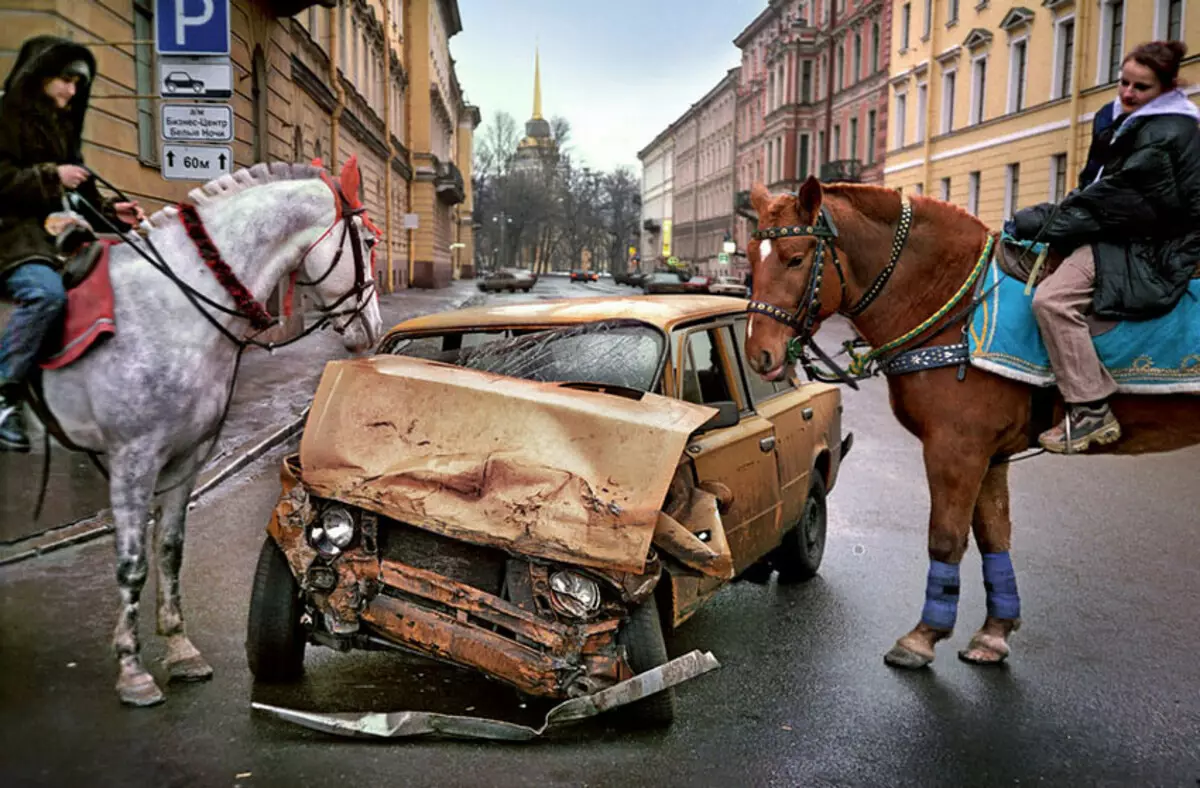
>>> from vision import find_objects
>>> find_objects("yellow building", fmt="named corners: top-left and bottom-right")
top-left (0, 0), bottom-right (477, 297)
top-left (884, 0), bottom-right (1199, 228)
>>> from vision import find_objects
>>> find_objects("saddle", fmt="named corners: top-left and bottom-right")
top-left (997, 238), bottom-right (1200, 286)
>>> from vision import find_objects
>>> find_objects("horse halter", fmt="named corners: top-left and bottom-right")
top-left (746, 196), bottom-right (913, 385)
top-left (295, 182), bottom-right (377, 334)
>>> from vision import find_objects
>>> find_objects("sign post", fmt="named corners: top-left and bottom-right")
top-left (155, 0), bottom-right (234, 180)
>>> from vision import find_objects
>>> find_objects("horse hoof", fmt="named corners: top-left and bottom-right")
top-left (117, 673), bottom-right (166, 707)
top-left (167, 654), bottom-right (214, 682)
top-left (884, 643), bottom-right (934, 669)
top-left (957, 634), bottom-right (1011, 666)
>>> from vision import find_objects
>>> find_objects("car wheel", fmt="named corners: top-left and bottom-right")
top-left (246, 537), bottom-right (306, 682)
top-left (615, 595), bottom-right (675, 728)
top-left (773, 474), bottom-right (827, 584)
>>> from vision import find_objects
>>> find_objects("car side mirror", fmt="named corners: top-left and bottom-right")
top-left (695, 401), bottom-right (740, 433)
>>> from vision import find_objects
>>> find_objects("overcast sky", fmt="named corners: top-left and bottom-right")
top-left (451, 0), bottom-right (766, 173)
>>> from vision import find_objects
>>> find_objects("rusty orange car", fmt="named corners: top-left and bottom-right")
top-left (246, 296), bottom-right (851, 735)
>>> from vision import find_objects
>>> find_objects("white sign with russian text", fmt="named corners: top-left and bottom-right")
top-left (161, 103), bottom-right (233, 142)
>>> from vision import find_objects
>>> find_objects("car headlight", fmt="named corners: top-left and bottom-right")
top-left (549, 570), bottom-right (601, 618)
top-left (308, 506), bottom-right (356, 556)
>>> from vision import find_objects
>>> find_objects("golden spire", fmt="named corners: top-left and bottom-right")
top-left (532, 47), bottom-right (543, 120)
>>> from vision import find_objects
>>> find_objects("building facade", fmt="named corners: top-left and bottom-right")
top-left (884, 0), bottom-right (1198, 228)
top-left (671, 69), bottom-right (740, 276)
top-left (1, 0), bottom-right (477, 302)
top-left (732, 0), bottom-right (893, 256)
top-left (637, 127), bottom-right (675, 268)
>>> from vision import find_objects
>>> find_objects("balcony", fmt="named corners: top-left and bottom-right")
top-left (269, 0), bottom-right (336, 17)
top-left (820, 159), bottom-right (864, 183)
top-left (435, 160), bottom-right (466, 205)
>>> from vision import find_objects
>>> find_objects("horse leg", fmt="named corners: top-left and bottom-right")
top-left (154, 471), bottom-right (214, 682)
top-left (884, 437), bottom-right (990, 669)
top-left (109, 445), bottom-right (166, 706)
top-left (960, 463), bottom-right (1021, 665)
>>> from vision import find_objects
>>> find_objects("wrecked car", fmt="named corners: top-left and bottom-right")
top-left (246, 295), bottom-right (851, 730)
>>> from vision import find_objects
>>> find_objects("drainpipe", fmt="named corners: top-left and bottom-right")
top-left (1065, 0), bottom-right (1092, 191)
top-left (404, 0), bottom-right (415, 287)
top-left (382, 1), bottom-right (395, 294)
top-left (921, 0), bottom-right (940, 192)
top-left (823, 2), bottom-right (838, 171)
top-left (330, 3), bottom-right (345, 171)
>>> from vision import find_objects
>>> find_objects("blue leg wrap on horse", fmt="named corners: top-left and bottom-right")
top-left (982, 552), bottom-right (1021, 620)
top-left (920, 560), bottom-right (960, 630)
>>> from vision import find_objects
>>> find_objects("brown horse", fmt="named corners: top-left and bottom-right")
top-left (742, 177), bottom-right (1200, 667)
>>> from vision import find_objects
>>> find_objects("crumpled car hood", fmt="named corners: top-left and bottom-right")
top-left (299, 355), bottom-right (716, 574)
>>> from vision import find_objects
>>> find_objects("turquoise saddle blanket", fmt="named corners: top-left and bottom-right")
top-left (968, 251), bottom-right (1200, 394)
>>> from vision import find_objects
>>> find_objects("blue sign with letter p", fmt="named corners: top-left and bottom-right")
top-left (155, 0), bottom-right (231, 56)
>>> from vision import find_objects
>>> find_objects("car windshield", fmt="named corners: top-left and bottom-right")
top-left (383, 319), bottom-right (666, 391)
top-left (649, 273), bottom-right (679, 283)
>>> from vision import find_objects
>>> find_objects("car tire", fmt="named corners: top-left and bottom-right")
top-left (615, 595), bottom-right (675, 728)
top-left (246, 537), bottom-right (306, 682)
top-left (773, 474), bottom-right (828, 584)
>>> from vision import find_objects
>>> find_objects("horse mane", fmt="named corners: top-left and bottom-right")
top-left (822, 182), bottom-right (992, 234)
top-left (145, 162), bottom-right (328, 231)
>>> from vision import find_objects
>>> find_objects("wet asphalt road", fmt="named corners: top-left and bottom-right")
top-left (1, 276), bottom-right (1199, 787)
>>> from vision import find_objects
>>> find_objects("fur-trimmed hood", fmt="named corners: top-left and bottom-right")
top-left (1, 35), bottom-right (97, 162)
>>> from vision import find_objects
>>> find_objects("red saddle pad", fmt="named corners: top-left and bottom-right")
top-left (40, 242), bottom-right (116, 371)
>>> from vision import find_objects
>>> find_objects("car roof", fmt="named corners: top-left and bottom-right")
top-left (385, 295), bottom-right (749, 335)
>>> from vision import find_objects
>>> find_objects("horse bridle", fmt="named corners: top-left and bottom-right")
top-left (746, 197), bottom-right (913, 386)
top-left (294, 184), bottom-right (377, 336)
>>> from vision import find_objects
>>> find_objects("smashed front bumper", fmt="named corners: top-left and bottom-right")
top-left (253, 649), bottom-right (720, 740)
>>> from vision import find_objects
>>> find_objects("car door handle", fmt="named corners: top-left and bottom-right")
top-left (759, 436), bottom-right (776, 453)
top-left (802, 407), bottom-right (814, 421)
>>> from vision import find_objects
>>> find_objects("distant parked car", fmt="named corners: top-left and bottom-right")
top-left (708, 275), bottom-right (749, 298)
top-left (683, 276), bottom-right (711, 294)
top-left (570, 270), bottom-right (599, 283)
top-left (643, 271), bottom-right (689, 295)
top-left (613, 269), bottom-right (646, 286)
top-left (477, 269), bottom-right (534, 293)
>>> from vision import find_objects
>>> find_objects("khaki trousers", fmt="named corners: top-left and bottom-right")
top-left (1031, 245), bottom-right (1119, 404)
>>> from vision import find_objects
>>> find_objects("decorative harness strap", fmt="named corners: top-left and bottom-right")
top-left (177, 203), bottom-right (274, 331)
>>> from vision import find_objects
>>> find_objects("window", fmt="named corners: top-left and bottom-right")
top-left (1008, 39), bottom-right (1028, 112)
top-left (1104, 1), bottom-right (1125, 84)
top-left (801, 60), bottom-right (813, 102)
top-left (681, 329), bottom-right (733, 405)
top-left (817, 130), bottom-right (826, 168)
top-left (914, 182), bottom-right (925, 195)
top-left (836, 44), bottom-right (845, 91)
top-left (766, 142), bottom-right (774, 183)
top-left (833, 124), bottom-right (842, 159)
top-left (853, 33), bottom-right (862, 82)
top-left (968, 170), bottom-right (981, 215)
top-left (916, 82), bottom-right (928, 142)
top-left (948, 0), bottom-right (960, 24)
top-left (894, 91), bottom-right (908, 148)
top-left (970, 56), bottom-right (987, 124)
top-left (901, 3), bottom-right (912, 50)
top-left (941, 70), bottom-right (957, 132)
top-left (923, 0), bottom-right (933, 38)
top-left (768, 71), bottom-right (776, 111)
top-left (867, 110), bottom-right (877, 164)
top-left (1166, 0), bottom-right (1183, 40)
top-left (1052, 153), bottom-right (1068, 200)
top-left (940, 176), bottom-right (951, 201)
top-left (798, 132), bottom-right (811, 179)
top-left (1005, 163), bottom-right (1021, 219)
top-left (133, 0), bottom-right (157, 165)
top-left (1054, 18), bottom-right (1075, 99)
top-left (850, 117), bottom-right (859, 160)
top-left (872, 21), bottom-right (881, 72)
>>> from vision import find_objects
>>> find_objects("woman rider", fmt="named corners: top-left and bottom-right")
top-left (0, 36), bottom-right (144, 452)
top-left (1011, 41), bottom-right (1200, 454)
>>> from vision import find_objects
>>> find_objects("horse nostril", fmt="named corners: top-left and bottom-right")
top-left (758, 350), bottom-right (774, 372)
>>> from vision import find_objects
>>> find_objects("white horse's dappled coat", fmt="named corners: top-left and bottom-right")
top-left (40, 161), bottom-right (383, 705)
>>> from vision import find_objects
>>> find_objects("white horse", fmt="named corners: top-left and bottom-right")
top-left (41, 159), bottom-right (382, 706)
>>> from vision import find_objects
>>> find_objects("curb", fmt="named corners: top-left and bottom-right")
top-left (0, 286), bottom-right (483, 568)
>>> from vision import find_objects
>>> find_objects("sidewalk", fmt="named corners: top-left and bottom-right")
top-left (0, 280), bottom-right (481, 547)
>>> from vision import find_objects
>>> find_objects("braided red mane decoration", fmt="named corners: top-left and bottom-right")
top-left (177, 203), bottom-right (274, 330)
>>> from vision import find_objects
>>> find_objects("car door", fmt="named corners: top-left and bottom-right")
top-left (675, 323), bottom-right (783, 577)
top-left (731, 317), bottom-right (819, 531)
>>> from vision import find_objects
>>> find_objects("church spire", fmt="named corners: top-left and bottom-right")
top-left (532, 47), bottom-right (543, 121)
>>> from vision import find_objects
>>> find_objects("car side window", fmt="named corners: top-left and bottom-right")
top-left (681, 329), bottom-right (734, 405)
top-left (733, 318), bottom-right (793, 402)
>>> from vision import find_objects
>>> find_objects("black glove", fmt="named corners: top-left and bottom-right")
top-left (1010, 203), bottom-right (1054, 241)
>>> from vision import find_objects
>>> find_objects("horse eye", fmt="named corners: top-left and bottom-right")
top-left (786, 256), bottom-right (806, 268)
top-left (364, 238), bottom-right (378, 249)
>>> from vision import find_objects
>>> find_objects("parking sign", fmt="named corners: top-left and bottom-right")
top-left (155, 0), bottom-right (231, 56)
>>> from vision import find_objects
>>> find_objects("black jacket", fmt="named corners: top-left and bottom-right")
top-left (0, 36), bottom-right (121, 281)
top-left (1078, 101), bottom-right (1118, 188)
top-left (1012, 90), bottom-right (1200, 320)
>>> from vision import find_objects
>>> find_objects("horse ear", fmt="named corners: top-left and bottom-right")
top-left (796, 175), bottom-right (823, 219)
top-left (749, 183), bottom-right (771, 217)
top-left (339, 155), bottom-right (363, 209)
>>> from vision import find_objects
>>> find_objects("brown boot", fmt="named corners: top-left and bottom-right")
top-left (1039, 402), bottom-right (1121, 454)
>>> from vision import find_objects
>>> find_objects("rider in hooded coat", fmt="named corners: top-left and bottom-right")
top-left (0, 35), bottom-right (142, 451)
